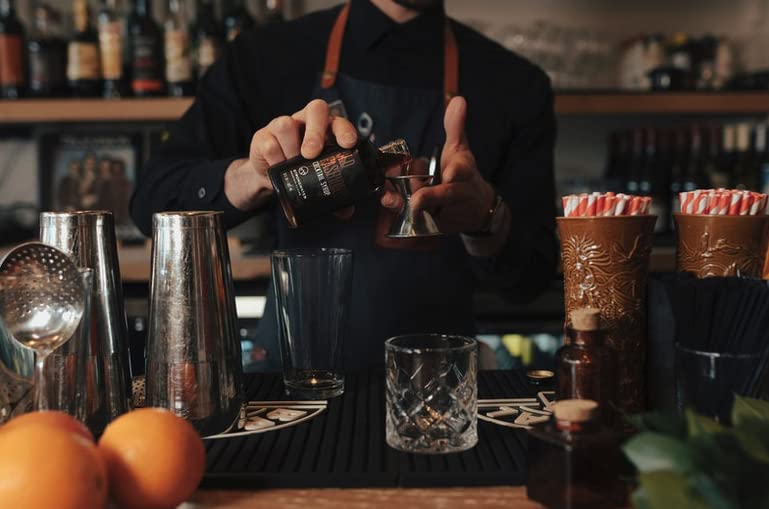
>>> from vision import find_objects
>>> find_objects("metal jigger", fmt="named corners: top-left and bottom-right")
top-left (385, 145), bottom-right (443, 238)
top-left (40, 211), bottom-right (131, 433)
top-left (386, 175), bottom-right (442, 238)
top-left (145, 211), bottom-right (243, 436)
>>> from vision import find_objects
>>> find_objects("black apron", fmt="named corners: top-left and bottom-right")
top-left (254, 4), bottom-right (475, 371)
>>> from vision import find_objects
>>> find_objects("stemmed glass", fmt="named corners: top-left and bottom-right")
top-left (0, 244), bottom-right (86, 411)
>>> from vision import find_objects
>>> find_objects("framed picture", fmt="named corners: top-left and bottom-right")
top-left (39, 132), bottom-right (143, 241)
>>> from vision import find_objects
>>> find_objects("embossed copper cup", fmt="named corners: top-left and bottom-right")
top-left (557, 216), bottom-right (656, 414)
top-left (674, 214), bottom-right (769, 279)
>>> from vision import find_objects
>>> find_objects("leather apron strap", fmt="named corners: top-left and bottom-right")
top-left (321, 2), bottom-right (459, 108)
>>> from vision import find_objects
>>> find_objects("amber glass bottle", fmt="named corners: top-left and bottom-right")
top-left (527, 399), bottom-right (628, 509)
top-left (556, 307), bottom-right (616, 424)
top-left (268, 139), bottom-right (411, 228)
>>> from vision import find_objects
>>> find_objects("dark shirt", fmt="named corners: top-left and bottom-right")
top-left (131, 0), bottom-right (558, 302)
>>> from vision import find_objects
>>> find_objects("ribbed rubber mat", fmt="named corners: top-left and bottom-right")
top-left (202, 371), bottom-right (534, 489)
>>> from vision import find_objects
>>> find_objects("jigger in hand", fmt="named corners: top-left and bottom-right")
top-left (0, 243), bottom-right (85, 410)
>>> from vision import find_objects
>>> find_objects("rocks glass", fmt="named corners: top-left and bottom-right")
top-left (385, 334), bottom-right (478, 454)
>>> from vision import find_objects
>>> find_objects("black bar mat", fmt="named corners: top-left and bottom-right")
top-left (202, 371), bottom-right (539, 489)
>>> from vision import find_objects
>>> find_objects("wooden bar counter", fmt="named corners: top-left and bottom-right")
top-left (186, 486), bottom-right (544, 508)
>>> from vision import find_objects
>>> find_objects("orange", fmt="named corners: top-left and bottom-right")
top-left (98, 407), bottom-right (205, 509)
top-left (0, 424), bottom-right (108, 509)
top-left (2, 410), bottom-right (94, 442)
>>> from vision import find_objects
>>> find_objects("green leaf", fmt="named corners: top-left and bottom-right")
top-left (638, 471), bottom-right (711, 509)
top-left (732, 396), bottom-right (769, 426)
top-left (733, 416), bottom-right (769, 464)
top-left (686, 408), bottom-right (725, 436)
top-left (688, 473), bottom-right (739, 509)
top-left (627, 411), bottom-right (687, 438)
top-left (631, 487), bottom-right (652, 509)
top-left (623, 432), bottom-right (696, 473)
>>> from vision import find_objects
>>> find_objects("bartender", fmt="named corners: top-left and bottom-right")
top-left (130, 0), bottom-right (558, 371)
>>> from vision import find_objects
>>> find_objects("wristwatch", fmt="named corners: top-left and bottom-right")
top-left (465, 195), bottom-right (504, 237)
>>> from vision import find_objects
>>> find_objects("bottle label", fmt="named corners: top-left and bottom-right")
top-left (67, 42), bottom-right (101, 80)
top-left (197, 37), bottom-right (221, 76)
top-left (132, 35), bottom-right (163, 92)
top-left (269, 148), bottom-right (368, 226)
top-left (0, 34), bottom-right (24, 87)
top-left (165, 29), bottom-right (192, 83)
top-left (99, 22), bottom-right (123, 80)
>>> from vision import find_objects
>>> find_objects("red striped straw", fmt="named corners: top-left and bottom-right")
top-left (595, 193), bottom-right (606, 217)
top-left (739, 191), bottom-right (753, 215)
top-left (614, 194), bottom-right (628, 215)
top-left (707, 190), bottom-right (718, 215)
top-left (727, 190), bottom-right (741, 215)
top-left (717, 191), bottom-right (730, 215)
top-left (586, 192), bottom-right (598, 216)
top-left (642, 196), bottom-right (652, 214)
top-left (686, 190), bottom-right (702, 214)
top-left (628, 196), bottom-right (642, 216)
top-left (603, 194), bottom-right (616, 216)
top-left (750, 192), bottom-right (764, 215)
top-left (694, 192), bottom-right (709, 215)
top-left (577, 193), bottom-right (588, 217)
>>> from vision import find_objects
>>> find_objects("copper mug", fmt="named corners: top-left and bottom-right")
top-left (557, 215), bottom-right (656, 414)
top-left (674, 214), bottom-right (769, 279)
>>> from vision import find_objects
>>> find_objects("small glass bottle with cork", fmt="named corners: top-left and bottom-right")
top-left (526, 399), bottom-right (628, 509)
top-left (555, 307), bottom-right (617, 425)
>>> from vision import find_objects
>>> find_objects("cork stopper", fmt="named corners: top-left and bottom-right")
top-left (570, 308), bottom-right (601, 331)
top-left (553, 399), bottom-right (599, 423)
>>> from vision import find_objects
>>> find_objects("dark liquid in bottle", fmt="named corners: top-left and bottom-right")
top-left (268, 140), bottom-right (410, 228)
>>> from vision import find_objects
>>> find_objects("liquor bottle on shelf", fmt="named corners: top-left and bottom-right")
top-left (703, 124), bottom-right (725, 189)
top-left (129, 0), bottom-right (164, 96)
top-left (755, 123), bottom-right (769, 195)
top-left (193, 0), bottom-right (223, 79)
top-left (625, 127), bottom-right (644, 196)
top-left (67, 0), bottom-right (102, 97)
top-left (98, 0), bottom-right (128, 98)
top-left (262, 0), bottom-right (284, 24)
top-left (27, 4), bottom-right (67, 98)
top-left (0, 0), bottom-right (26, 99)
top-left (668, 127), bottom-right (689, 221)
top-left (640, 127), bottom-right (668, 232)
top-left (164, 0), bottom-right (193, 97)
top-left (716, 124), bottom-right (736, 189)
top-left (732, 122), bottom-right (756, 190)
top-left (223, 0), bottom-right (254, 42)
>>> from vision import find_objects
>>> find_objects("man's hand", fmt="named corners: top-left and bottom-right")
top-left (381, 96), bottom-right (496, 234)
top-left (224, 99), bottom-right (358, 216)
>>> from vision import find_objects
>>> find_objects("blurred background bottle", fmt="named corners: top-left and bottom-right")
top-left (129, 0), bottom-right (164, 96)
top-left (164, 0), bottom-right (193, 97)
top-left (0, 0), bottom-right (26, 99)
top-left (67, 0), bottom-right (102, 97)
top-left (27, 4), bottom-right (67, 98)
top-left (98, 0), bottom-right (128, 98)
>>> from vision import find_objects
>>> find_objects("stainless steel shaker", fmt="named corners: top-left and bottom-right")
top-left (145, 212), bottom-right (243, 436)
top-left (40, 211), bottom-right (132, 433)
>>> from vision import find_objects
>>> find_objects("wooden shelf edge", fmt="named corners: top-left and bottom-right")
top-left (0, 98), bottom-right (192, 123)
top-left (3, 93), bottom-right (769, 123)
top-left (555, 92), bottom-right (769, 115)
